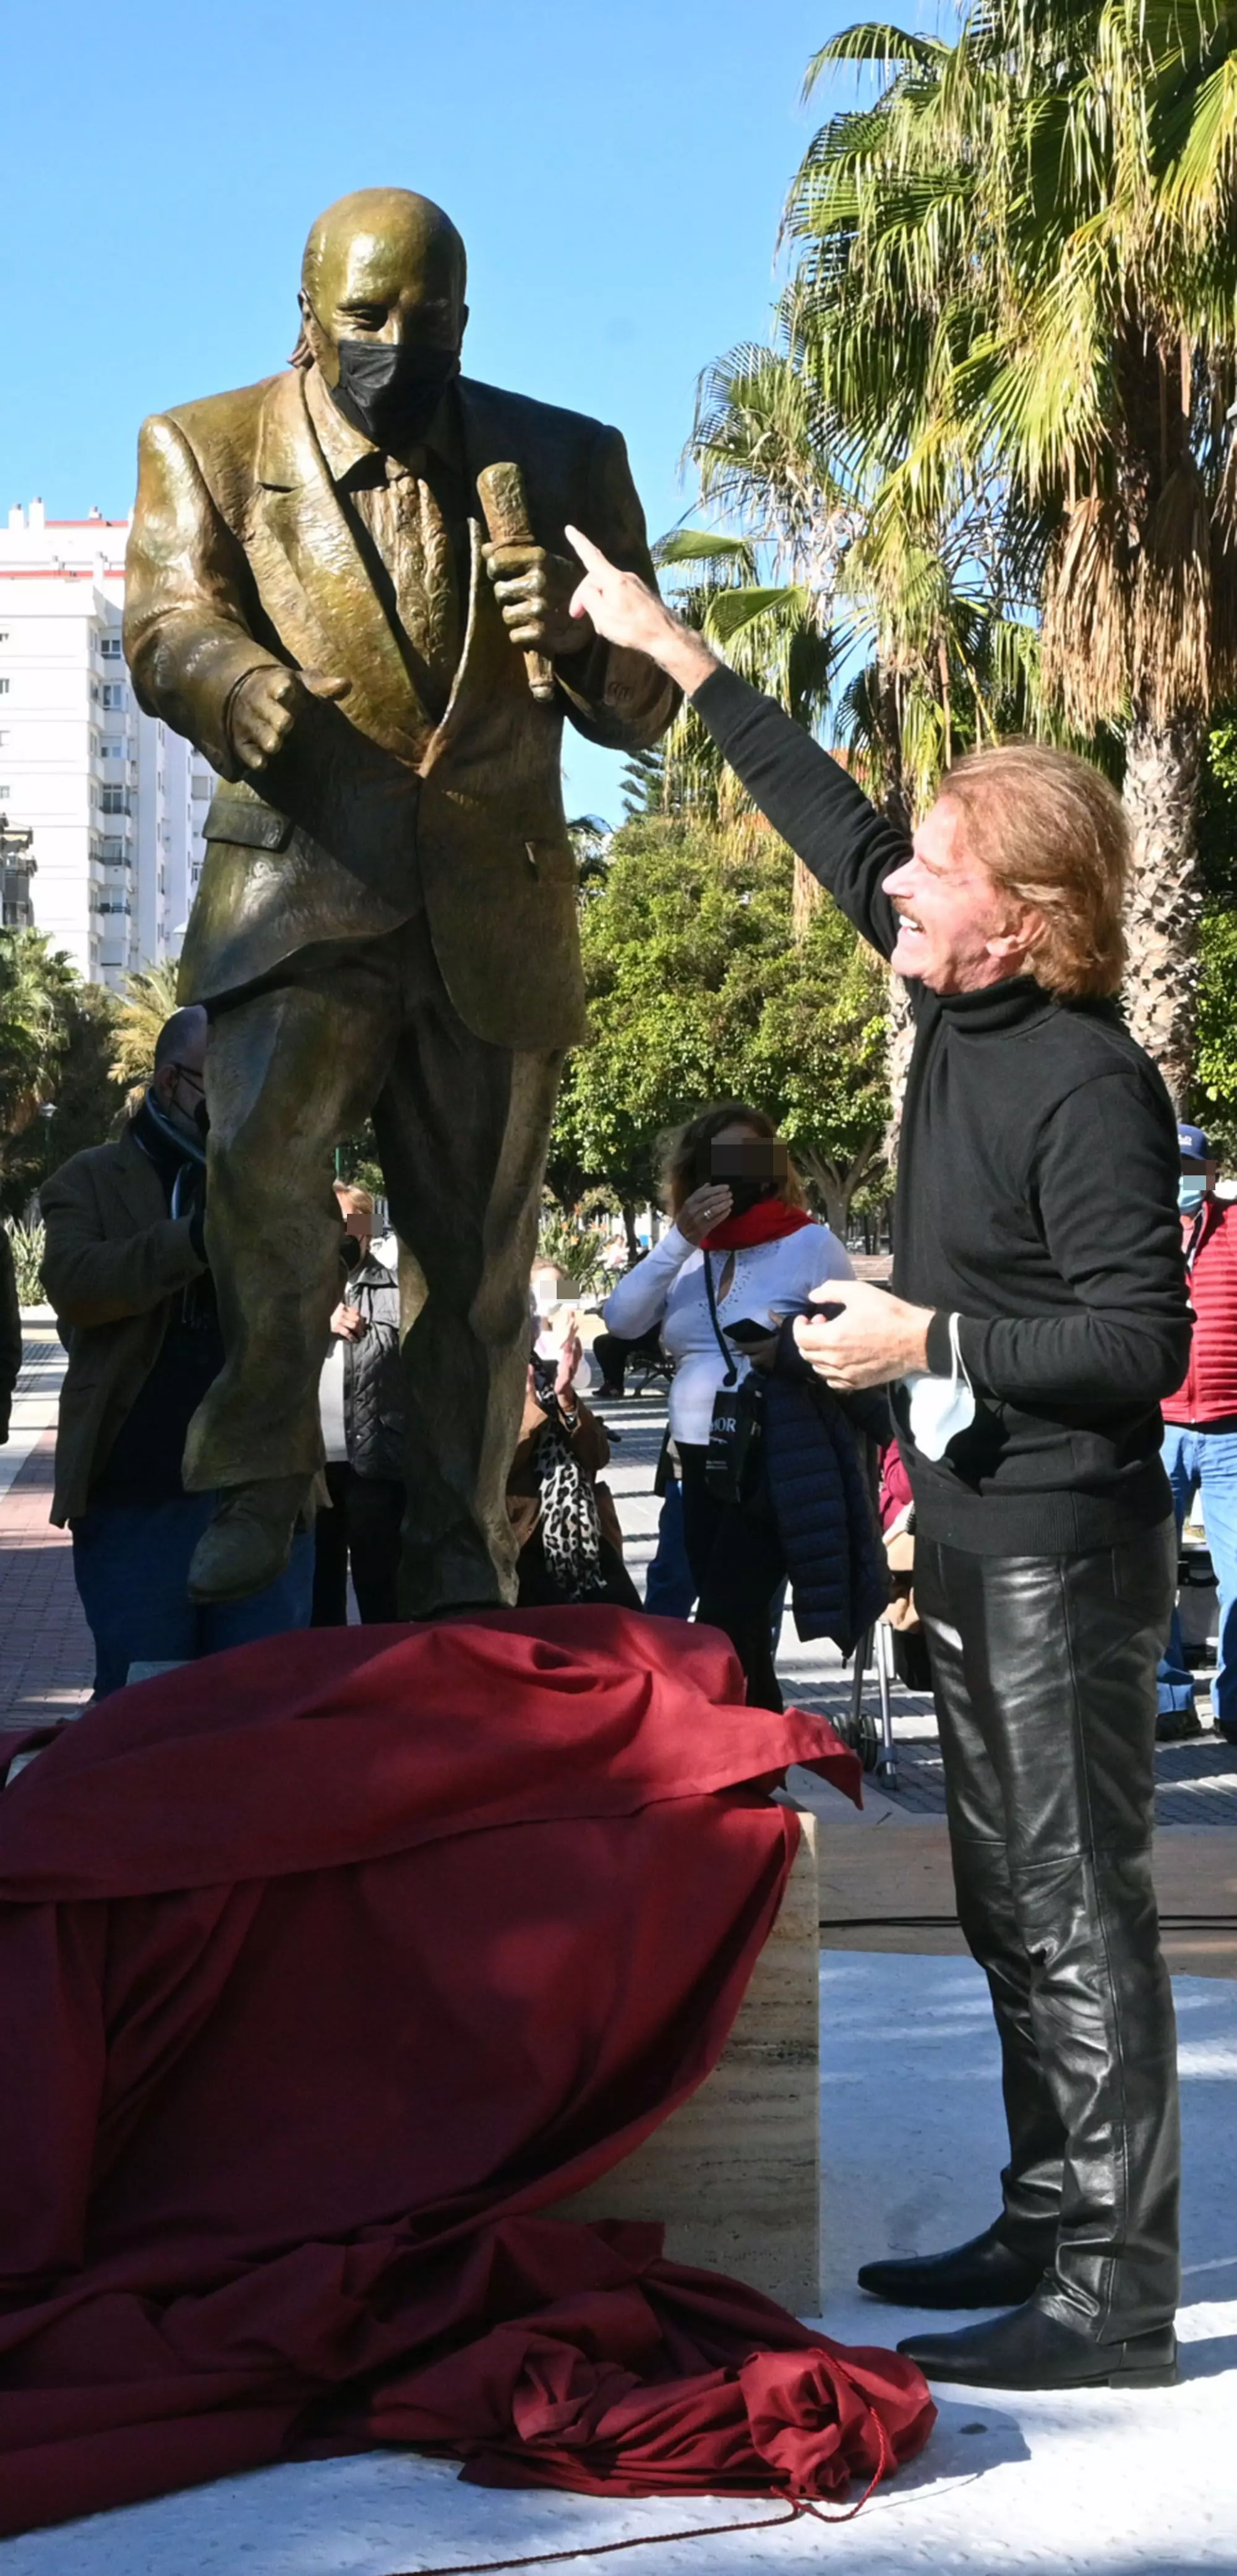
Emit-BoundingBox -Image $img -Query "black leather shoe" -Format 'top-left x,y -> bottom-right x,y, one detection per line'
897,2296 -> 1178,2389
857,2222 -> 1045,2310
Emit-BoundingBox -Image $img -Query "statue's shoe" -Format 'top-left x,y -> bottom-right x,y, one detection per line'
188,1477 -> 313,1605
897,2298 -> 1178,2390
857,2222 -> 1045,2309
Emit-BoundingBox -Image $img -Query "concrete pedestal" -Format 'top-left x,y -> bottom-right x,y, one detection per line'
551,1812 -> 820,2315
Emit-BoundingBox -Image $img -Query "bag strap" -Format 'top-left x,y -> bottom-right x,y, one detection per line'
702,1253 -> 738,1386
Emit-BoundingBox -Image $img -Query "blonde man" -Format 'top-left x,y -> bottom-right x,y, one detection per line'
565,530 -> 1191,2398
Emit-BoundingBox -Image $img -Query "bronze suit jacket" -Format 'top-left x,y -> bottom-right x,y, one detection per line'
124,369 -> 678,1047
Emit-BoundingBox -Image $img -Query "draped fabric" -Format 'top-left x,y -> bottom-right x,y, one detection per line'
0,1608 -> 933,2535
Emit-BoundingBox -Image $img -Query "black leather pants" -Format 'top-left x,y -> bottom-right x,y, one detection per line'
915,1524 -> 1180,2340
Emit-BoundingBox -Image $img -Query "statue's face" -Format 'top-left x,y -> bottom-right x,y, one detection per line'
301,205 -> 467,388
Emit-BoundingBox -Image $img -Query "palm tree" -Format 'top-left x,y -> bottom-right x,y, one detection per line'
787,0 -> 1237,1102
111,960 -> 182,1092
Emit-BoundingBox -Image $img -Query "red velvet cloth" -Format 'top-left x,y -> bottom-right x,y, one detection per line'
0,1607 -> 933,2535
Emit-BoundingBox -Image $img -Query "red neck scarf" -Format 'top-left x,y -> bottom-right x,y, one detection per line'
700,1200 -> 814,1253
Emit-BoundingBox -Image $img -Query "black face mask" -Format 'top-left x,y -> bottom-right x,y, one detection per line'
330,338 -> 460,450
724,1179 -> 777,1221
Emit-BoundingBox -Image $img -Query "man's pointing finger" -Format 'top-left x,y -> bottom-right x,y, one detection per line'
563,524 -> 608,575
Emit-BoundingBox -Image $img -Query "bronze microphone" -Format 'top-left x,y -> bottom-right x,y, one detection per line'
477,461 -> 557,704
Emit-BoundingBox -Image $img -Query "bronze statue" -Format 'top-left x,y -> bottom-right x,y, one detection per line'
124,187 -> 677,1611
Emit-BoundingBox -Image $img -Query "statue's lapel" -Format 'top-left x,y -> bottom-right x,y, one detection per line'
254,374 -> 431,763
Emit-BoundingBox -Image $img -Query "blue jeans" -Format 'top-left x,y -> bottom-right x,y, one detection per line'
72,1495 -> 314,1699
643,1480 -> 695,1618
1157,1423 -> 1237,1729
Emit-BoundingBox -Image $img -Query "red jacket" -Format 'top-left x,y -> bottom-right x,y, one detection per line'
1162,1196 -> 1237,1425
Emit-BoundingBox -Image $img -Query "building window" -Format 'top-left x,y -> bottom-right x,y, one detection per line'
101,786 -> 129,815
0,632 -> 7,644
102,682 -> 125,710
102,739 -> 124,760
101,635 -> 122,660
0,680 -> 9,695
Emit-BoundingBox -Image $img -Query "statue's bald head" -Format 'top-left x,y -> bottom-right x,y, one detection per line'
299,189 -> 468,383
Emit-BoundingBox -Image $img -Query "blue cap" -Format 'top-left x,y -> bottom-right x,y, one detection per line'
1178,1122 -> 1211,1160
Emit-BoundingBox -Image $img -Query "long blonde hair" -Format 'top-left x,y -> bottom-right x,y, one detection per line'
939,743 -> 1128,999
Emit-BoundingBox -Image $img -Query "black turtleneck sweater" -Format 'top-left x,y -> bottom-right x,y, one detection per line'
693,667 -> 1191,1553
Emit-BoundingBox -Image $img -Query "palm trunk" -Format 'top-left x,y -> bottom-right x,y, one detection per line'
883,969 -> 916,1162
1121,710 -> 1202,1110
792,857 -> 822,940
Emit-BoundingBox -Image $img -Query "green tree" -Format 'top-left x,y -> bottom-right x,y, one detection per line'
785,0 -> 1237,1103
552,814 -> 888,1247
0,938 -> 124,1214
0,932 -> 79,1143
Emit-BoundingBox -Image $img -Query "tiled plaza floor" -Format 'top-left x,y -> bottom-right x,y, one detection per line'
0,1326 -> 92,1730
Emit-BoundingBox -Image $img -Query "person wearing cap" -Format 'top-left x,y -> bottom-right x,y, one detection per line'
1157,1124 -> 1237,1744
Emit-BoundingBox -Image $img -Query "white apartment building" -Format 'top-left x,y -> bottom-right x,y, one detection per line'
0,499 -> 216,989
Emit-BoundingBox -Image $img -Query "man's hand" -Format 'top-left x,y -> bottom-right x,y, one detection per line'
229,666 -> 350,771
330,1302 -> 366,1342
483,543 -> 591,659
793,1278 -> 933,1391
564,527 -> 721,692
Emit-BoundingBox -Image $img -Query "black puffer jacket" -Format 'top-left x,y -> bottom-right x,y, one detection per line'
339,1252 -> 403,1481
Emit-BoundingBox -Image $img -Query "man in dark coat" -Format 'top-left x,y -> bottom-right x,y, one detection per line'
124,187 -> 677,1614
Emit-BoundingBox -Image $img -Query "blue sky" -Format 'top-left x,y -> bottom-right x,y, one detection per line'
2,0 -> 867,819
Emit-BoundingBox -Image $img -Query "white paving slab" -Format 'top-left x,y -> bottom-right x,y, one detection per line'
1,1952 -> 1233,2575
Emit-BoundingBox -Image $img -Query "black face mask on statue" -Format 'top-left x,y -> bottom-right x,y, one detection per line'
330,338 -> 460,450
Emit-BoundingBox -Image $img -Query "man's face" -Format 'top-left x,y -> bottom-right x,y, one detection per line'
1180,1154 -> 1217,1196
153,1015 -> 208,1132
883,798 -> 1038,995
302,214 -> 466,387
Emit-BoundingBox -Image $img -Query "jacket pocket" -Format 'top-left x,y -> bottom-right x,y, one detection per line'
203,788 -> 294,852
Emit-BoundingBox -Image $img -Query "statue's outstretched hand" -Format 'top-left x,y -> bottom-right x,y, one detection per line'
564,528 -> 721,692
229,666 -> 350,771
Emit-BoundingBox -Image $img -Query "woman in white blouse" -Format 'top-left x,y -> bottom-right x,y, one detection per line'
602,1101 -> 852,1704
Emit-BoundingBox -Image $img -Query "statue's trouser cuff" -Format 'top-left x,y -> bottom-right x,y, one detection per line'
915,1522 -> 1181,2341
182,919 -> 563,1613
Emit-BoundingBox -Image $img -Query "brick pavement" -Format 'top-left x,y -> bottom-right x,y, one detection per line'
0,1430 -> 93,1728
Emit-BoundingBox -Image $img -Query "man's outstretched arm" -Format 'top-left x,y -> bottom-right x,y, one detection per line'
564,528 -> 908,959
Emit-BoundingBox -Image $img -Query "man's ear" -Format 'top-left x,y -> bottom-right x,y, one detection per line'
296,290 -> 337,384
988,903 -> 1043,969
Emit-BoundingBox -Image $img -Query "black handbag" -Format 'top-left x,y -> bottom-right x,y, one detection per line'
701,1254 -> 764,1505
